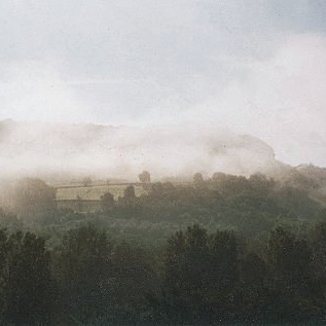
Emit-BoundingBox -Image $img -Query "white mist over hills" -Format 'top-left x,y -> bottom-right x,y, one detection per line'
0,120 -> 286,180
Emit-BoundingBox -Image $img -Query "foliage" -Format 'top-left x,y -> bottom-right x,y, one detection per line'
0,229 -> 53,325
0,172 -> 325,324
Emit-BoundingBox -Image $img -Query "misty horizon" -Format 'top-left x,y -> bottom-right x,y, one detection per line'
1,2 -> 326,325
0,119 -> 283,180
1,1 -> 326,167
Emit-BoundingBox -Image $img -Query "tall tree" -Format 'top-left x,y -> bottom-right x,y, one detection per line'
138,170 -> 151,184
266,227 -> 322,322
5,231 -> 53,325
55,225 -> 112,322
123,185 -> 136,202
160,225 -> 239,324
109,242 -> 158,323
13,178 -> 56,220
100,191 -> 115,212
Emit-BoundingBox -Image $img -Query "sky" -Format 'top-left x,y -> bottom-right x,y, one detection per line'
0,0 -> 326,166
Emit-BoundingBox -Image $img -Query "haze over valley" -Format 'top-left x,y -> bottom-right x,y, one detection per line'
1,1 -> 326,325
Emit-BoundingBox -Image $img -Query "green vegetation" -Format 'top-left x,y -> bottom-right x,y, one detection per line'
0,172 -> 326,324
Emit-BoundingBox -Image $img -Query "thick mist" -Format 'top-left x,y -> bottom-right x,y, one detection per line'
1,2 -> 326,167
0,120 -> 281,181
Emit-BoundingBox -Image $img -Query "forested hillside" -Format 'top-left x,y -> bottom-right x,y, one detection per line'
0,172 -> 326,324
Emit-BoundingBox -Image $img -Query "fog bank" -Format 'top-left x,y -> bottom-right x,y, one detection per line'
0,120 -> 281,180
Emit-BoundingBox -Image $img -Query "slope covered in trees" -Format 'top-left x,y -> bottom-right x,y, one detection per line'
0,172 -> 325,324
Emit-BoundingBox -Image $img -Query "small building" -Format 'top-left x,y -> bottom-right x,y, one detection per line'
55,183 -> 147,213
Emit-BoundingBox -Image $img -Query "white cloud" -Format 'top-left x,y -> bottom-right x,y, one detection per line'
185,34 -> 326,166
0,1 -> 326,166
0,61 -> 94,123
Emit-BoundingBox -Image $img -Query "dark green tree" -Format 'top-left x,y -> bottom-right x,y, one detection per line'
5,231 -> 53,325
193,172 -> 204,188
100,191 -> 115,212
238,253 -> 268,322
109,242 -> 158,323
124,185 -> 136,201
138,170 -> 151,184
266,227 -> 322,322
55,225 -> 112,322
13,178 -> 56,220
159,225 -> 239,324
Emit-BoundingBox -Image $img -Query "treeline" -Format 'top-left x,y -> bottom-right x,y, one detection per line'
3,172 -> 325,246
1,223 -> 326,325
98,172 -> 323,239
